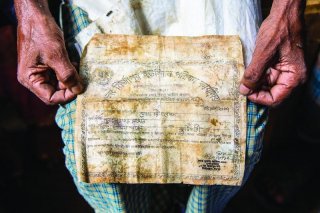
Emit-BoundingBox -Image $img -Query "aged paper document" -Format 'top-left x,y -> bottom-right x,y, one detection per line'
75,34 -> 246,185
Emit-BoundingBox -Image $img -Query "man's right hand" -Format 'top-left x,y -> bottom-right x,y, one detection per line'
15,0 -> 83,105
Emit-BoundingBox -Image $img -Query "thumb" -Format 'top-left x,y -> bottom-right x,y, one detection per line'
240,27 -> 278,95
47,52 -> 83,94
240,62 -> 268,96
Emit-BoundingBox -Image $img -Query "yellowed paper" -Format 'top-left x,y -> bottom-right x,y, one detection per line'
75,34 -> 246,185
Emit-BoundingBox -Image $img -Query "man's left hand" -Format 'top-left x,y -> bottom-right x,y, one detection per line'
240,0 -> 307,106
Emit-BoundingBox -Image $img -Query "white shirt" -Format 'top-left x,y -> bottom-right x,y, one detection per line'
71,0 -> 262,66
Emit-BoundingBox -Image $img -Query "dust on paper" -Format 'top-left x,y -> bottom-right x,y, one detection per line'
74,34 -> 246,185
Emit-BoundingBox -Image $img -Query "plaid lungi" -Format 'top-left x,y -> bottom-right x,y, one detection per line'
55,4 -> 268,213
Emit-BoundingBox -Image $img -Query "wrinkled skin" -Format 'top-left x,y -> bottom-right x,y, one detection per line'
14,0 -> 306,106
240,0 -> 307,106
14,0 -> 83,105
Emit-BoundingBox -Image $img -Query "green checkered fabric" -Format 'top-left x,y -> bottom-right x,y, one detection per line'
61,3 -> 90,40
56,4 -> 268,213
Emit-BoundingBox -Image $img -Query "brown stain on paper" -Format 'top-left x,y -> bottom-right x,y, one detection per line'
210,118 -> 218,126
77,34 -> 246,186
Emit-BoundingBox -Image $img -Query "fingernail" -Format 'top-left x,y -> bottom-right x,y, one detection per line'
71,83 -> 83,94
239,84 -> 252,96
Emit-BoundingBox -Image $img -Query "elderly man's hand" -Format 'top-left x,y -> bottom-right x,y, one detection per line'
240,0 -> 307,106
15,0 -> 83,105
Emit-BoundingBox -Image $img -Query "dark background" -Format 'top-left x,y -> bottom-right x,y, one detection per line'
1,1 -> 320,212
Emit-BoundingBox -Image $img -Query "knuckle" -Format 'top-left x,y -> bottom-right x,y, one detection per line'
59,70 -> 76,83
243,69 -> 260,84
244,67 -> 256,78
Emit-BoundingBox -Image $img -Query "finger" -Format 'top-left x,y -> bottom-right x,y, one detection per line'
247,71 -> 299,106
239,68 -> 280,96
26,70 -> 76,105
50,88 -> 77,104
260,68 -> 281,90
30,82 -> 77,105
247,84 -> 291,106
28,69 -> 51,84
28,80 -> 55,105
266,68 -> 280,85
240,26 -> 279,95
17,63 -> 46,85
46,46 -> 83,94
26,67 -> 78,105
